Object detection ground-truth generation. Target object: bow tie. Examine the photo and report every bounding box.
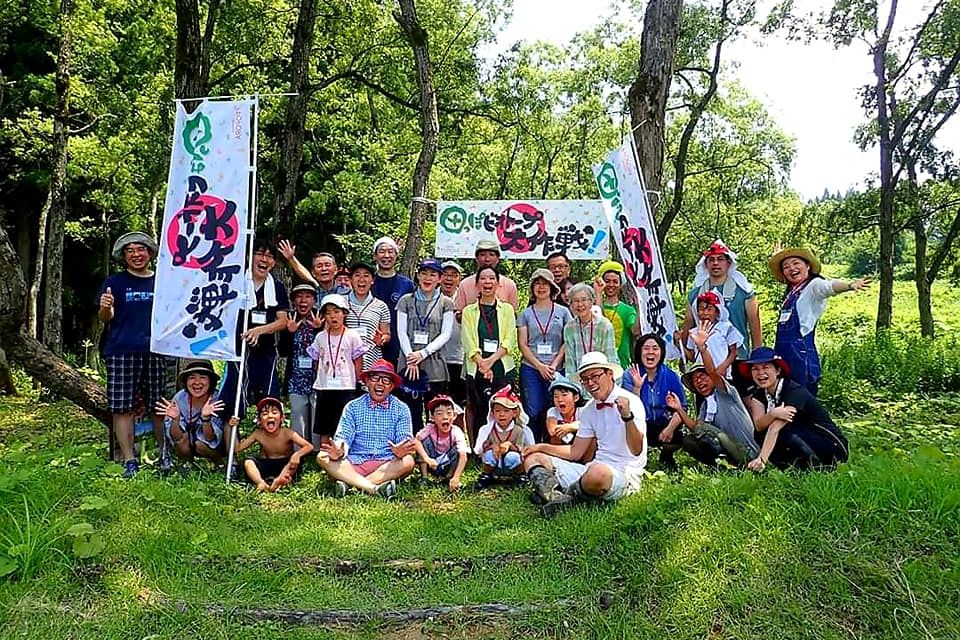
[596,402,615,409]
[369,398,390,409]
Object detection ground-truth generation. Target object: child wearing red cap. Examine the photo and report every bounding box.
[412,395,469,491]
[682,290,742,379]
[231,397,313,492]
[473,387,535,488]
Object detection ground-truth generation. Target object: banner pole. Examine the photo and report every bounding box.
[225,95,260,485]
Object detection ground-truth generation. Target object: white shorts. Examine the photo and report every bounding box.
[548,457,642,501]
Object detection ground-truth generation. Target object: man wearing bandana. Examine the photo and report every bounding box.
[682,239,761,359]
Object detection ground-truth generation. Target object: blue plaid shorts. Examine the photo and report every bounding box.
[106,353,172,414]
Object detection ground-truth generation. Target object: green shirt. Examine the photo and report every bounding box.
[602,301,638,369]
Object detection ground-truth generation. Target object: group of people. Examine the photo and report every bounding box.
[98,229,866,516]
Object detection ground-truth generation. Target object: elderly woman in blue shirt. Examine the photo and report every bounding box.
[622,333,687,471]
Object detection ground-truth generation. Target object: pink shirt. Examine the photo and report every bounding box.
[416,422,468,455]
[453,274,519,312]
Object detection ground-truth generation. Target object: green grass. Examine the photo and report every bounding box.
[2,278,960,638]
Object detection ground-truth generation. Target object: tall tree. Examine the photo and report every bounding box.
[629,0,683,218]
[394,0,439,275]
[822,0,960,330]
[39,0,74,354]
[174,0,221,101]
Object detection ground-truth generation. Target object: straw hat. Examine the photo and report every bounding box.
[768,248,821,283]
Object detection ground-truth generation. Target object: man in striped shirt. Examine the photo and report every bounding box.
[316,360,415,497]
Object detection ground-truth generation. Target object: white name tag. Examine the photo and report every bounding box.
[297,356,313,369]
[251,310,267,325]
[536,342,553,356]
[413,332,429,345]
[327,377,348,389]
[778,310,792,324]
[483,339,499,353]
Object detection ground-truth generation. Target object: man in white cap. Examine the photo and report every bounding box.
[370,236,415,366]
[97,231,171,478]
[522,351,647,517]
[452,239,519,313]
[682,239,760,359]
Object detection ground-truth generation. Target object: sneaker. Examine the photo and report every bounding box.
[158,451,173,475]
[516,473,529,485]
[475,473,495,489]
[375,480,397,500]
[335,480,350,498]
[122,459,140,479]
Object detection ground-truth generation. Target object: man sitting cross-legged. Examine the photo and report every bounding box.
[316,359,416,498]
[522,351,647,518]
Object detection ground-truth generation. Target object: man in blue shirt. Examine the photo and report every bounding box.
[370,237,414,367]
[316,359,416,497]
[98,231,172,478]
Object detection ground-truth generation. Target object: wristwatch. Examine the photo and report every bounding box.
[621,413,635,422]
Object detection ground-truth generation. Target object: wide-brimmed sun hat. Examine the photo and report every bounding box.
[177,359,219,389]
[577,351,623,380]
[529,268,561,297]
[489,386,521,410]
[735,346,792,381]
[111,231,158,262]
[681,364,710,394]
[768,247,822,283]
[549,376,582,399]
[360,359,402,387]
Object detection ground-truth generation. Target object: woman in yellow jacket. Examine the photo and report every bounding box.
[462,265,517,440]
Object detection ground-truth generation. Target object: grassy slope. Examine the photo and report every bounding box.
[1,278,959,639]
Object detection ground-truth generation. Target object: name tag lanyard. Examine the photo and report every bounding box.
[349,293,375,337]
[327,330,345,378]
[480,303,498,353]
[781,280,809,320]
[532,303,555,344]
[414,290,442,342]
[578,317,594,353]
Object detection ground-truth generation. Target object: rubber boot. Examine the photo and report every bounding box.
[528,465,563,505]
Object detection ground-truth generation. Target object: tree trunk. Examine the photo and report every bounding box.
[273,0,318,237]
[913,215,933,337]
[0,225,109,425]
[174,0,220,103]
[395,0,439,276]
[873,1,898,331]
[41,0,74,355]
[628,0,683,220]
[0,347,19,396]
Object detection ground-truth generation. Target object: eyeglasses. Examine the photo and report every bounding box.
[580,370,608,385]
[367,374,394,384]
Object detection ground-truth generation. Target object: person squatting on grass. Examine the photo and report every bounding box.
[670,331,761,468]
[545,376,586,448]
[622,333,687,472]
[473,386,536,488]
[284,283,322,445]
[523,352,647,518]
[315,360,416,498]
[232,397,313,493]
[155,359,225,469]
[412,395,469,492]
[740,347,849,471]
[98,231,172,478]
[769,246,871,395]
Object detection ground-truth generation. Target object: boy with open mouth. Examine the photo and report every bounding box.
[233,397,313,492]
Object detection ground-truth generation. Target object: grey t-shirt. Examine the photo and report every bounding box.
[518,303,573,365]
[396,292,455,383]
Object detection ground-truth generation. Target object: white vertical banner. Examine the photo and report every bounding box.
[592,135,681,359]
[151,99,254,361]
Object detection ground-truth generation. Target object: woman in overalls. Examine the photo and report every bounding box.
[768,248,870,395]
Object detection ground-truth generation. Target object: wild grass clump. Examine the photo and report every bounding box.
[820,331,960,412]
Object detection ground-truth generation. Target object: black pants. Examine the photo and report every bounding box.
[759,422,849,470]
